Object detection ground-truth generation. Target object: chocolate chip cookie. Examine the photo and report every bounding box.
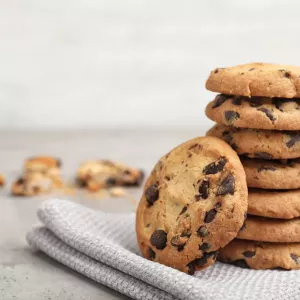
[12,172,54,196]
[206,94,300,130]
[248,189,300,219]
[242,157,300,189]
[207,124,300,159]
[77,160,144,191]
[237,216,300,243]
[136,136,248,274]
[206,62,300,98]
[218,239,300,270]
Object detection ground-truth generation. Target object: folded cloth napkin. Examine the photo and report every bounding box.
[27,199,300,300]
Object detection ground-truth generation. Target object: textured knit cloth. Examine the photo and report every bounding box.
[27,199,300,300]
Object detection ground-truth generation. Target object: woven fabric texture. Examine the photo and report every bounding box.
[27,199,300,300]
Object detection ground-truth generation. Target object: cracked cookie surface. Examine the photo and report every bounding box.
[206,94,300,130]
[206,62,300,98]
[207,124,300,159]
[242,157,300,189]
[136,136,248,274]
[218,239,300,270]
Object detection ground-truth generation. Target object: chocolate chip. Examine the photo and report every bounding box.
[16,177,25,185]
[199,243,211,251]
[164,175,170,181]
[106,177,117,185]
[212,95,229,109]
[248,98,262,107]
[216,174,235,196]
[214,69,219,74]
[187,251,218,275]
[257,107,276,121]
[243,251,256,258]
[150,230,167,250]
[76,178,87,187]
[203,157,227,175]
[232,97,242,106]
[56,158,62,167]
[196,179,209,200]
[279,69,291,78]
[179,206,188,215]
[222,131,233,144]
[290,253,300,264]
[204,209,217,223]
[249,68,255,71]
[145,184,159,205]
[197,225,209,237]
[254,152,273,160]
[286,134,300,148]
[258,165,276,172]
[232,259,249,269]
[148,248,156,260]
[224,111,240,124]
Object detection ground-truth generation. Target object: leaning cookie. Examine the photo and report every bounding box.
[206,62,300,98]
[136,136,248,274]
[218,239,300,270]
[242,157,300,189]
[207,124,300,159]
[206,94,300,130]
[237,216,300,243]
[248,189,300,219]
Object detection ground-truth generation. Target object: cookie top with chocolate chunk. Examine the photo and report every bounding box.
[248,188,300,219]
[218,239,300,270]
[207,124,300,159]
[237,216,300,243]
[206,62,300,98]
[136,136,248,274]
[206,94,300,130]
[242,157,300,190]
[25,156,62,172]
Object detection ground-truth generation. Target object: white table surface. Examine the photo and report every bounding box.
[0,129,202,299]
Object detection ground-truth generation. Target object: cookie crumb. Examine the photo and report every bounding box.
[109,187,126,197]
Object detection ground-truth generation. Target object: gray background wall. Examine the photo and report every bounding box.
[1,0,300,130]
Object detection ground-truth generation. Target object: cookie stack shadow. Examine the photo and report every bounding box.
[205,63,300,270]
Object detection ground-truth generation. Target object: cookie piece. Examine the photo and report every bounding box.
[206,62,300,98]
[25,156,61,172]
[218,239,300,270]
[237,216,300,243]
[12,172,54,196]
[242,157,300,189]
[248,189,300,219]
[0,174,5,187]
[77,160,144,191]
[136,136,248,274]
[207,124,300,159]
[206,94,300,130]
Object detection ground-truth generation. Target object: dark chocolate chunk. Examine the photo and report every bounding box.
[187,251,218,275]
[286,134,300,148]
[212,95,229,109]
[243,251,256,258]
[222,131,233,144]
[204,209,217,223]
[197,225,209,237]
[249,68,255,71]
[254,152,273,160]
[196,179,209,200]
[145,184,159,205]
[56,158,62,168]
[199,243,211,251]
[16,177,25,185]
[216,174,235,196]
[290,253,300,264]
[164,175,170,181]
[106,177,117,185]
[150,230,167,250]
[232,259,249,269]
[257,107,276,121]
[214,69,219,74]
[224,111,240,124]
[232,97,242,106]
[203,157,227,175]
[148,248,156,260]
[258,165,276,172]
[248,98,262,107]
[279,69,291,78]
[76,178,87,187]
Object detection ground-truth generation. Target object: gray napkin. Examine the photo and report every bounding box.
[27,199,300,300]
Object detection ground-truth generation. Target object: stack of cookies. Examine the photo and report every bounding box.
[205,63,300,269]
